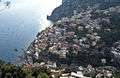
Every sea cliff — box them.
[47,0,120,22]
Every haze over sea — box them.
[0,0,61,62]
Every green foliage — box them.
[33,58,43,63]
[48,52,60,62]
[114,72,120,78]
[0,60,5,65]
[100,1,120,10]
[37,73,49,78]
[55,67,63,70]
[0,63,26,78]
[31,66,51,77]
[58,24,64,28]
[5,72,13,78]
[98,12,120,46]
[91,12,109,19]
[66,52,103,67]
[0,60,52,78]
[25,74,35,78]
[56,75,61,78]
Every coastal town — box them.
[12,4,120,78]
[1,0,120,78]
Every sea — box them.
[0,0,61,62]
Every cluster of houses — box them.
[24,61,117,78]
[14,56,116,78]
[111,41,120,64]
[19,5,120,78]
[50,65,117,78]
[26,8,103,62]
[23,5,120,66]
[99,6,120,13]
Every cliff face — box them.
[47,0,80,22]
[62,0,67,4]
[47,0,120,22]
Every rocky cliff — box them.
[47,0,120,22]
[62,0,67,4]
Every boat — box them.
[14,48,18,51]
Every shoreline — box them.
[13,24,54,66]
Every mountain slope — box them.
[47,0,120,22]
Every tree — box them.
[37,73,49,78]
[25,74,35,78]
[0,60,52,78]
[114,72,120,78]
[31,66,51,77]
[5,73,13,78]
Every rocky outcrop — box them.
[47,0,120,22]
[47,0,91,22]
[47,0,79,22]
[62,0,67,4]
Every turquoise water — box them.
[0,0,61,62]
